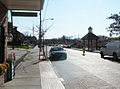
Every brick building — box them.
[0,0,44,85]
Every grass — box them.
[7,45,34,49]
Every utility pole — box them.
[39,10,42,60]
[45,40,48,59]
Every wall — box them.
[0,1,8,62]
[0,1,8,86]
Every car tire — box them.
[100,52,104,58]
[49,56,53,61]
[113,53,118,60]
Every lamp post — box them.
[39,10,42,60]
[42,18,54,60]
[7,33,13,42]
[38,11,54,60]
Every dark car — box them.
[49,46,67,61]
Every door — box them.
[0,25,5,63]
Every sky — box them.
[9,0,120,39]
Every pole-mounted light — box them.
[7,33,13,42]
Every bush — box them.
[3,62,10,69]
[0,63,9,75]
[1,64,7,73]
[7,45,34,49]
[0,65,3,75]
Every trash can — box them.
[6,54,15,81]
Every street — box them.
[51,48,120,89]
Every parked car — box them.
[100,41,120,60]
[49,46,67,61]
[63,45,71,48]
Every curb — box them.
[39,60,65,89]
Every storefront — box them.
[0,0,44,85]
[0,0,44,64]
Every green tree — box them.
[107,13,120,38]
[8,22,25,46]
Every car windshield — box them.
[51,47,64,51]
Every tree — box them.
[8,22,25,46]
[107,13,120,38]
[24,35,37,46]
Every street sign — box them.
[11,12,37,17]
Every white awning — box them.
[0,0,44,11]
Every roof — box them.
[82,33,99,40]
[0,0,44,11]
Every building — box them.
[0,0,44,85]
[82,27,99,51]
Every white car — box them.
[100,41,120,60]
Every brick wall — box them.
[0,1,8,86]
[0,74,5,85]
[0,2,8,24]
[0,1,8,62]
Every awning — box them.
[0,0,44,11]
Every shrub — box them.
[0,65,3,75]
[0,62,10,75]
[1,64,7,73]
[3,62,10,69]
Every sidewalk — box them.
[0,49,41,89]
[39,61,65,89]
[0,47,65,89]
[7,48,29,67]
[7,48,28,61]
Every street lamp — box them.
[38,18,54,48]
[42,18,54,22]
[38,11,54,60]
[7,33,13,42]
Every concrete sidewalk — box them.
[7,48,28,61]
[7,48,30,68]
[0,47,65,89]
[39,61,65,89]
[0,51,41,89]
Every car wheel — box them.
[100,52,104,58]
[49,56,53,61]
[113,53,118,60]
[49,55,51,59]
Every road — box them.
[51,48,120,89]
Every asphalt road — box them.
[51,48,120,89]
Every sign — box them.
[11,12,37,17]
